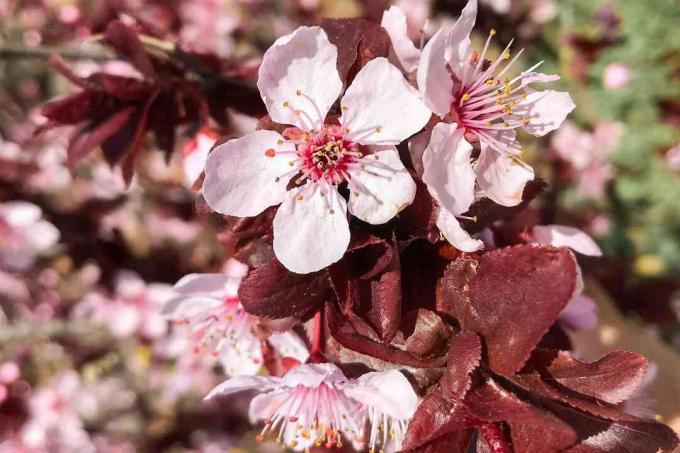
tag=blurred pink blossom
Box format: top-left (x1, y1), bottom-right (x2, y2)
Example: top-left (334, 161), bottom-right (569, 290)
top-left (179, 0), bottom-right (239, 57)
top-left (0, 201), bottom-right (60, 271)
top-left (665, 143), bottom-right (680, 171)
top-left (603, 63), bottom-right (632, 90)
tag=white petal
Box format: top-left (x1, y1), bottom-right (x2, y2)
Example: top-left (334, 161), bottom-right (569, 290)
top-left (436, 208), bottom-right (483, 252)
top-left (23, 219), bottom-right (60, 252)
top-left (444, 0), bottom-right (478, 80)
top-left (422, 122), bottom-right (475, 216)
top-left (220, 330), bottom-right (263, 377)
top-left (476, 139), bottom-right (534, 207)
top-left (381, 6), bottom-right (421, 74)
top-left (162, 295), bottom-right (222, 317)
top-left (516, 90), bottom-right (576, 137)
top-left (347, 148), bottom-right (416, 225)
top-left (281, 363), bottom-right (347, 388)
top-left (531, 225), bottom-right (603, 257)
top-left (341, 58), bottom-right (431, 145)
top-left (273, 183), bottom-right (350, 274)
top-left (416, 26), bottom-right (453, 117)
top-left (204, 375), bottom-right (280, 400)
top-left (343, 370), bottom-right (418, 419)
top-left (172, 273), bottom-right (233, 296)
top-left (257, 26), bottom-right (342, 130)
top-left (0, 201), bottom-right (42, 227)
top-left (202, 130), bottom-right (293, 217)
top-left (268, 331), bottom-right (310, 363)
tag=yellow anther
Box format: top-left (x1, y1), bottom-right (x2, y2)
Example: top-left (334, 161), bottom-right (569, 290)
top-left (522, 116), bottom-right (530, 124)
top-left (461, 93), bottom-right (471, 101)
top-left (277, 139), bottom-right (284, 145)
top-left (283, 101), bottom-right (289, 107)
top-left (503, 51), bottom-right (511, 59)
top-left (490, 29), bottom-right (497, 36)
top-left (296, 89), bottom-right (302, 96)
top-left (375, 127), bottom-right (382, 133)
top-left (296, 195), bottom-right (304, 201)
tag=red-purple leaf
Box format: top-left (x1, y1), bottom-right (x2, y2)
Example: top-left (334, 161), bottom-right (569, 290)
top-left (534, 349), bottom-right (649, 404)
top-left (104, 21), bottom-right (156, 79)
top-left (436, 255), bottom-right (477, 318)
top-left (363, 247), bottom-right (401, 342)
top-left (67, 106), bottom-right (136, 169)
top-left (564, 419), bottom-right (678, 453)
top-left (402, 386), bottom-right (476, 451)
top-left (238, 258), bottom-right (329, 319)
top-left (443, 245), bottom-right (578, 375)
top-left (325, 303), bottom-right (447, 368)
top-left (466, 379), bottom-right (577, 453)
top-left (441, 330), bottom-right (482, 402)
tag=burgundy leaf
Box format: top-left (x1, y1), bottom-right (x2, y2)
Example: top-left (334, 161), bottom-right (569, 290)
top-left (436, 255), bottom-right (477, 319)
top-left (402, 386), bottom-right (476, 451)
top-left (104, 20), bottom-right (156, 79)
top-left (41, 91), bottom-right (117, 124)
top-left (564, 419), bottom-right (678, 453)
top-left (88, 73), bottom-right (150, 100)
top-left (320, 18), bottom-right (390, 86)
top-left (441, 330), bottom-right (482, 402)
top-left (443, 245), bottom-right (578, 375)
top-left (394, 177), bottom-right (439, 241)
top-left (238, 258), bottom-right (329, 319)
top-left (401, 309), bottom-right (453, 359)
top-left (534, 349), bottom-right (649, 404)
top-left (478, 423), bottom-right (512, 453)
top-left (466, 379), bottom-right (577, 453)
top-left (67, 106), bottom-right (136, 169)
top-left (363, 246), bottom-right (401, 342)
top-left (121, 91), bottom-right (159, 185)
top-left (325, 303), bottom-right (447, 368)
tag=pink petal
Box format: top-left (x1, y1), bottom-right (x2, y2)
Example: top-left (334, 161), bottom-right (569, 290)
top-left (220, 330), bottom-right (263, 377)
top-left (343, 369), bottom-right (418, 419)
top-left (416, 26), bottom-right (453, 117)
top-left (272, 183), bottom-right (350, 274)
top-left (202, 130), bottom-right (293, 218)
top-left (476, 137), bottom-right (534, 207)
top-left (381, 6), bottom-right (421, 74)
top-left (347, 148), bottom-right (416, 224)
top-left (281, 363), bottom-right (347, 388)
top-left (516, 90), bottom-right (576, 137)
top-left (560, 295), bottom-right (598, 331)
top-left (341, 58), bottom-right (431, 145)
top-left (531, 224), bottom-right (603, 257)
top-left (268, 331), bottom-right (310, 363)
top-left (257, 26), bottom-right (342, 130)
top-left (444, 0), bottom-right (478, 80)
top-left (204, 375), bottom-right (281, 400)
top-left (422, 122), bottom-right (476, 216)
top-left (436, 208), bottom-right (483, 252)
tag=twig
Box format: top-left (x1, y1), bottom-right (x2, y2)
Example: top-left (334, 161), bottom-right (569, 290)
top-left (0, 44), bottom-right (113, 61)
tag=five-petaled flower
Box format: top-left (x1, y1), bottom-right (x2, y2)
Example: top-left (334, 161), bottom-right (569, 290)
top-left (205, 363), bottom-right (418, 452)
top-left (202, 26), bottom-right (431, 274)
top-left (392, 0), bottom-right (575, 251)
top-left (164, 259), bottom-right (309, 376)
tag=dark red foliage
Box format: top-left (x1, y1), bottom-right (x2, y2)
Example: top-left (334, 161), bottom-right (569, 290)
top-left (320, 18), bottom-right (391, 86)
top-left (238, 258), bottom-right (330, 319)
top-left (439, 245), bottom-right (579, 376)
top-left (441, 330), bottom-right (481, 402)
top-left (39, 20), bottom-right (261, 184)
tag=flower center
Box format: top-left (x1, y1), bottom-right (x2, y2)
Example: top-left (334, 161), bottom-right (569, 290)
top-left (448, 29), bottom-right (533, 144)
top-left (297, 126), bottom-right (360, 185)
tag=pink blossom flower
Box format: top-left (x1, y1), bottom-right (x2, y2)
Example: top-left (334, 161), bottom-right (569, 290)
top-left (165, 259), bottom-right (309, 376)
top-left (403, 0), bottom-right (574, 250)
top-left (0, 201), bottom-right (60, 271)
top-left (72, 271), bottom-right (171, 340)
top-left (665, 143), bottom-right (680, 171)
top-left (205, 363), bottom-right (418, 452)
top-left (530, 224), bottom-right (602, 256)
top-left (559, 294), bottom-right (598, 331)
top-left (182, 127), bottom-right (220, 187)
top-left (202, 26), bottom-right (431, 273)
top-left (179, 0), bottom-right (238, 58)
top-left (603, 63), bottom-right (632, 90)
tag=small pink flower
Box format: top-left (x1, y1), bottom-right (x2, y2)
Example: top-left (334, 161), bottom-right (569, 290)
top-left (530, 224), bottom-right (602, 257)
top-left (202, 26), bottom-right (431, 273)
top-left (0, 201), bottom-right (60, 271)
top-left (165, 260), bottom-right (309, 376)
top-left (205, 363), bottom-right (363, 450)
top-left (179, 0), bottom-right (238, 58)
top-left (205, 363), bottom-right (419, 452)
top-left (405, 0), bottom-right (574, 251)
top-left (665, 143), bottom-right (680, 171)
top-left (603, 63), bottom-right (632, 90)
top-left (560, 294), bottom-right (598, 331)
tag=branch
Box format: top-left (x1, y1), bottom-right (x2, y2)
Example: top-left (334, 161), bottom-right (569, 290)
top-left (0, 44), bottom-right (113, 61)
